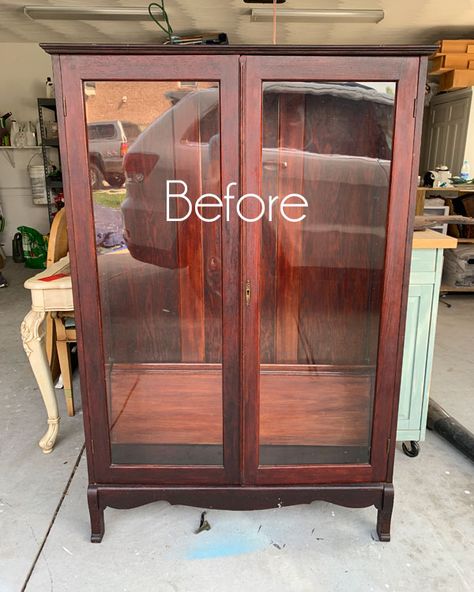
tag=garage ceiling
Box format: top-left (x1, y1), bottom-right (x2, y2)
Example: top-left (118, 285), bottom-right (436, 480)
top-left (1, 0), bottom-right (474, 45)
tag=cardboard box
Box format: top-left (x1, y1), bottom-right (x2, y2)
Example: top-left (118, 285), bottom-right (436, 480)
top-left (429, 54), bottom-right (449, 74)
top-left (439, 68), bottom-right (474, 90)
top-left (440, 39), bottom-right (474, 53)
top-left (444, 53), bottom-right (471, 68)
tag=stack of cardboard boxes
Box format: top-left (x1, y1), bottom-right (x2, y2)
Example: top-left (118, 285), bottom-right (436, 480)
top-left (430, 39), bottom-right (474, 90)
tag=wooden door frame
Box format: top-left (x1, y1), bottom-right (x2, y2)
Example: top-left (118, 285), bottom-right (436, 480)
top-left (53, 53), bottom-right (241, 485)
top-left (241, 55), bottom-right (423, 486)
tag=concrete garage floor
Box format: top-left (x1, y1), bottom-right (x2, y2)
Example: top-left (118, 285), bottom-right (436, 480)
top-left (0, 259), bottom-right (473, 592)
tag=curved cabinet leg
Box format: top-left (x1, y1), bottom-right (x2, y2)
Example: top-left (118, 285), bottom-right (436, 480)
top-left (21, 309), bottom-right (60, 453)
top-left (88, 486), bottom-right (105, 543)
top-left (376, 484), bottom-right (394, 542)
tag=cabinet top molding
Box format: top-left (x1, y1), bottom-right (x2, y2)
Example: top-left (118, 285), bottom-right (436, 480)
top-left (40, 43), bottom-right (438, 56)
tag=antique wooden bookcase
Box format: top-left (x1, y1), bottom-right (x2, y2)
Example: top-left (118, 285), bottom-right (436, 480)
top-left (42, 44), bottom-right (434, 542)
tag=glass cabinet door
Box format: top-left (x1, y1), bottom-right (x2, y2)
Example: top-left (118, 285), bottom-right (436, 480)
top-left (242, 56), bottom-right (419, 483)
top-left (258, 80), bottom-right (395, 466)
top-left (70, 55), bottom-right (240, 482)
top-left (84, 80), bottom-right (225, 465)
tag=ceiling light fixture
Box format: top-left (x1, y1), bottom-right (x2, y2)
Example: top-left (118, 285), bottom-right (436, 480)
top-left (250, 8), bottom-right (384, 24)
top-left (23, 6), bottom-right (164, 21)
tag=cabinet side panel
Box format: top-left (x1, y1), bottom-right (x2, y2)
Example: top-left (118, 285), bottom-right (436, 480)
top-left (382, 56), bottom-right (429, 481)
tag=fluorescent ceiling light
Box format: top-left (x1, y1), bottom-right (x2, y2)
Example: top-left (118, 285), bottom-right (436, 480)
top-left (250, 8), bottom-right (384, 24)
top-left (23, 6), bottom-right (164, 21)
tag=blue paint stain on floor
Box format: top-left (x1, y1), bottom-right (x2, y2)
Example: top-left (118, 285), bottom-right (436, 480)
top-left (186, 529), bottom-right (269, 560)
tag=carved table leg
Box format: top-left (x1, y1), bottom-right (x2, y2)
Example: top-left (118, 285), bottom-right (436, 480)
top-left (376, 483), bottom-right (394, 542)
top-left (21, 309), bottom-right (60, 453)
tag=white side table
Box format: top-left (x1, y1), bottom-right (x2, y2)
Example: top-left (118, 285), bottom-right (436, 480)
top-left (22, 256), bottom-right (74, 453)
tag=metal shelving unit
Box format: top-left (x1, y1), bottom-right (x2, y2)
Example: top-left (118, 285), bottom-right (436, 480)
top-left (37, 98), bottom-right (63, 222)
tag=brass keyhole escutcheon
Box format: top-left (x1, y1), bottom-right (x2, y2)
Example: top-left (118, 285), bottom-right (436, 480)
top-left (245, 280), bottom-right (251, 306)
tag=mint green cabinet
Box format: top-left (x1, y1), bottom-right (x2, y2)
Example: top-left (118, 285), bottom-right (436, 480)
top-left (397, 248), bottom-right (444, 449)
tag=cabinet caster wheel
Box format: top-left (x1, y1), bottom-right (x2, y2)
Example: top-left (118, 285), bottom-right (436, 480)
top-left (402, 441), bottom-right (420, 457)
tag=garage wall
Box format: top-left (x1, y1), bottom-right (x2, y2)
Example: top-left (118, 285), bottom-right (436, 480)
top-left (0, 43), bottom-right (52, 256)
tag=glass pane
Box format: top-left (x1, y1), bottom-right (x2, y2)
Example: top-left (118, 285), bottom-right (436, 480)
top-left (259, 81), bottom-right (396, 465)
top-left (84, 81), bottom-right (223, 465)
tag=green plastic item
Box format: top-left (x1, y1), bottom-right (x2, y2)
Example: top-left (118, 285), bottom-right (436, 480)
top-left (17, 226), bottom-right (47, 269)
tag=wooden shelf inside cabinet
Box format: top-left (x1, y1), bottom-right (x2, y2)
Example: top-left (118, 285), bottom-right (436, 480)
top-left (43, 43), bottom-right (432, 544)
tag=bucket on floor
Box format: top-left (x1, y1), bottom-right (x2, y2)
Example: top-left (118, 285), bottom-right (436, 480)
top-left (28, 165), bottom-right (47, 205)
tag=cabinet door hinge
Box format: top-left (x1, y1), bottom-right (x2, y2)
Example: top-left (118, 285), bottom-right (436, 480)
top-left (63, 96), bottom-right (67, 117)
top-left (386, 437), bottom-right (391, 454)
top-left (413, 97), bottom-right (417, 117)
top-left (245, 279), bottom-right (251, 306)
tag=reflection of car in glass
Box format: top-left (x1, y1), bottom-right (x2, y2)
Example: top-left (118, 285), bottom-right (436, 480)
top-left (122, 83), bottom-right (394, 267)
top-left (122, 88), bottom-right (220, 266)
top-left (88, 120), bottom-right (141, 189)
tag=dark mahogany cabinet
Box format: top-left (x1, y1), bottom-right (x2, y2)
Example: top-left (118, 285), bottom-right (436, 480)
top-left (42, 44), bottom-right (434, 542)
